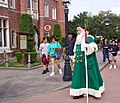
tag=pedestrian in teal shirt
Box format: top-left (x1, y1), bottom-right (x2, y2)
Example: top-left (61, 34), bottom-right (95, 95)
top-left (48, 40), bottom-right (61, 57)
top-left (47, 36), bottom-right (62, 77)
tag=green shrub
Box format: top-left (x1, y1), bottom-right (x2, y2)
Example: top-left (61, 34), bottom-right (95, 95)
top-left (53, 24), bottom-right (63, 45)
top-left (47, 36), bottom-right (51, 43)
top-left (28, 36), bottom-right (34, 41)
top-left (27, 41), bottom-right (34, 52)
top-left (30, 52), bottom-right (37, 63)
top-left (61, 37), bottom-right (66, 47)
top-left (15, 52), bottom-right (22, 62)
top-left (19, 13), bottom-right (35, 52)
top-left (19, 13), bottom-right (34, 35)
top-left (13, 49), bottom-right (18, 56)
top-left (24, 52), bottom-right (28, 64)
top-left (24, 52), bottom-right (37, 63)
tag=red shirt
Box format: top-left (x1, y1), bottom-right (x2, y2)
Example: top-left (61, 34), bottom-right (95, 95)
top-left (118, 43), bottom-right (120, 48)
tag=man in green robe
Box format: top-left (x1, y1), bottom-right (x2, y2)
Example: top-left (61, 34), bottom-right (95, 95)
top-left (70, 27), bottom-right (105, 99)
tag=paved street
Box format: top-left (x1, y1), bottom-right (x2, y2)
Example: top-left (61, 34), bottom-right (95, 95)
top-left (0, 51), bottom-right (107, 102)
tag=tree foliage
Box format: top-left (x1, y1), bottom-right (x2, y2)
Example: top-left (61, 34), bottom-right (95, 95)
top-left (19, 13), bottom-right (35, 52)
top-left (68, 10), bottom-right (120, 39)
top-left (19, 13), bottom-right (34, 35)
top-left (53, 24), bottom-right (63, 45)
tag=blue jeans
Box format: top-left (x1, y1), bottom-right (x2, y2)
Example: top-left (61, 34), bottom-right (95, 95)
top-left (102, 49), bottom-right (109, 63)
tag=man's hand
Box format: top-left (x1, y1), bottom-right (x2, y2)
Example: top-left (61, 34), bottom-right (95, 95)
top-left (40, 54), bottom-right (42, 58)
top-left (83, 43), bottom-right (88, 48)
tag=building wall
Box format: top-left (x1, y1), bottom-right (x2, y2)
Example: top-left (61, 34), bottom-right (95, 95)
top-left (8, 0), bottom-right (21, 50)
top-left (57, 1), bottom-right (65, 37)
top-left (0, 0), bottom-right (65, 55)
top-left (39, 0), bottom-right (65, 39)
top-left (38, 0), bottom-right (45, 39)
top-left (0, 0), bottom-right (20, 54)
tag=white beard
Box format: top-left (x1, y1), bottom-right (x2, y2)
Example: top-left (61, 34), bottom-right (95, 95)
top-left (76, 31), bottom-right (85, 44)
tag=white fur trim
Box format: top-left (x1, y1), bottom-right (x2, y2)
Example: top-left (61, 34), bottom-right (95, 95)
top-left (86, 42), bottom-right (98, 55)
top-left (70, 83), bottom-right (105, 98)
top-left (87, 35), bottom-right (94, 39)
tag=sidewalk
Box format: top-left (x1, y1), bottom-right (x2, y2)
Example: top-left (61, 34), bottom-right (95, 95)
top-left (0, 51), bottom-right (107, 102)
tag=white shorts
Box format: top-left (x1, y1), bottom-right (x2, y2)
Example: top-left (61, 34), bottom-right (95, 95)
top-left (109, 53), bottom-right (118, 60)
top-left (69, 55), bottom-right (74, 62)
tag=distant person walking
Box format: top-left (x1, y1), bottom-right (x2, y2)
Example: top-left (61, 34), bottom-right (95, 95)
top-left (118, 42), bottom-right (120, 55)
top-left (48, 36), bottom-right (62, 77)
top-left (109, 40), bottom-right (119, 69)
top-left (63, 33), bottom-right (76, 71)
top-left (39, 37), bottom-right (50, 74)
top-left (101, 38), bottom-right (110, 63)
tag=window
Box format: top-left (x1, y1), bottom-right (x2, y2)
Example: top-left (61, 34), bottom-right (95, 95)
top-left (1, 0), bottom-right (5, 2)
top-left (0, 19), bottom-right (8, 47)
top-left (32, 0), bottom-right (37, 10)
top-left (26, 0), bottom-right (30, 8)
top-left (0, 29), bottom-right (2, 47)
top-left (10, 0), bottom-right (15, 9)
top-left (0, 0), bottom-right (8, 8)
top-left (44, 3), bottom-right (49, 17)
top-left (52, 7), bottom-right (56, 19)
top-left (11, 30), bottom-right (16, 48)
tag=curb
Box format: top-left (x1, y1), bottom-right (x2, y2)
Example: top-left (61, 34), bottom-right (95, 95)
top-left (0, 65), bottom-right (43, 70)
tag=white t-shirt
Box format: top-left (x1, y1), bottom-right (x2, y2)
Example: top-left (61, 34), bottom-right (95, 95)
top-left (39, 43), bottom-right (49, 55)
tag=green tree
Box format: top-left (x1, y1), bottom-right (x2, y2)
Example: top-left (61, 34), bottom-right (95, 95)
top-left (19, 13), bottom-right (34, 35)
top-left (53, 24), bottom-right (63, 45)
top-left (19, 13), bottom-right (35, 52)
top-left (68, 10), bottom-right (120, 40)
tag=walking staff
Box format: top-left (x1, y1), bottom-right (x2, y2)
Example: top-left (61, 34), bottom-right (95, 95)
top-left (84, 19), bottom-right (89, 103)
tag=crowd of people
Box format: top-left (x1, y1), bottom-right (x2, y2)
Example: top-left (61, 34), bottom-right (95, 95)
top-left (39, 26), bottom-right (120, 99)
top-left (101, 38), bottom-right (119, 69)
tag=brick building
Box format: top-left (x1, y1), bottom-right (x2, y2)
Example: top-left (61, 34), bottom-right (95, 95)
top-left (0, 0), bottom-right (65, 56)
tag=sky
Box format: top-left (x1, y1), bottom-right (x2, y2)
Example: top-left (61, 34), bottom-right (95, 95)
top-left (68, 0), bottom-right (120, 20)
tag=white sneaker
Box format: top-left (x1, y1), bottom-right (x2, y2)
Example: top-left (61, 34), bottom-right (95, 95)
top-left (114, 65), bottom-right (117, 69)
top-left (109, 65), bottom-right (112, 69)
top-left (59, 69), bottom-right (62, 75)
top-left (49, 72), bottom-right (55, 76)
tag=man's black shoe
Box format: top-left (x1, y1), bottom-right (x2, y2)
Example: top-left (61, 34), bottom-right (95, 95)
top-left (46, 68), bottom-right (50, 72)
top-left (42, 70), bottom-right (47, 74)
top-left (73, 95), bottom-right (84, 99)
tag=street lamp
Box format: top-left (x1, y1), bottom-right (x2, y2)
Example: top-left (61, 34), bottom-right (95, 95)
top-left (116, 25), bottom-right (119, 42)
top-left (105, 17), bottom-right (110, 39)
top-left (62, 0), bottom-right (72, 81)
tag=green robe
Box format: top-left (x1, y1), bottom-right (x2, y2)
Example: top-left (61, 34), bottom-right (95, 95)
top-left (70, 36), bottom-right (105, 98)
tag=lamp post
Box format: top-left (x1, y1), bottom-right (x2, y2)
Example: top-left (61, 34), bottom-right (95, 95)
top-left (62, 0), bottom-right (72, 81)
top-left (116, 25), bottom-right (119, 42)
top-left (105, 17), bottom-right (110, 39)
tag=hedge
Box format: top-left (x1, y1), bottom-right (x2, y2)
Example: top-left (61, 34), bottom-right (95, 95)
top-left (24, 52), bottom-right (37, 63)
top-left (15, 52), bottom-right (22, 62)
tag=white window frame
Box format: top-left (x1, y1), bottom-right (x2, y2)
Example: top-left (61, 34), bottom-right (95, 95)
top-left (32, 0), bottom-right (37, 10)
top-left (0, 18), bottom-right (10, 52)
top-left (10, 0), bottom-right (15, 9)
top-left (11, 29), bottom-right (17, 48)
top-left (52, 7), bottom-right (56, 20)
top-left (44, 3), bottom-right (49, 17)
top-left (0, 0), bottom-right (8, 8)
